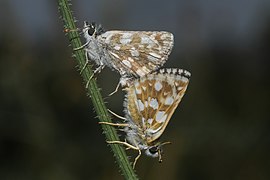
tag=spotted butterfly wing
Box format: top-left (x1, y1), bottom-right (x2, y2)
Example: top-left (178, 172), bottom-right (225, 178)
top-left (83, 22), bottom-right (174, 86)
top-left (125, 68), bottom-right (191, 143)
top-left (98, 31), bottom-right (174, 76)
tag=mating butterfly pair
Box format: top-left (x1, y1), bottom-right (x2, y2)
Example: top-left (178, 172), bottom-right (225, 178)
top-left (77, 21), bottom-right (191, 168)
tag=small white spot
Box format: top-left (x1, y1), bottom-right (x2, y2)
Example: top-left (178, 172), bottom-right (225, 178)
top-left (114, 45), bottom-right (121, 50)
top-left (130, 50), bottom-right (140, 57)
top-left (155, 81), bottom-right (163, 91)
top-left (135, 87), bottom-right (142, 94)
top-left (141, 36), bottom-right (151, 44)
top-left (147, 118), bottom-right (153, 124)
top-left (177, 86), bottom-right (183, 91)
top-left (122, 60), bottom-right (132, 68)
top-left (155, 111), bottom-right (167, 123)
top-left (142, 86), bottom-right (146, 91)
top-left (138, 100), bottom-right (144, 111)
top-left (165, 96), bottom-right (174, 105)
top-left (134, 82), bottom-right (142, 94)
top-left (172, 69), bottom-right (177, 74)
top-left (142, 117), bottom-right (145, 125)
top-left (120, 34), bottom-right (132, 44)
top-left (149, 98), bottom-right (159, 110)
top-left (120, 38), bottom-right (132, 44)
top-left (159, 69), bottom-right (165, 73)
top-left (122, 33), bottom-right (133, 39)
top-left (134, 81), bottom-right (140, 88)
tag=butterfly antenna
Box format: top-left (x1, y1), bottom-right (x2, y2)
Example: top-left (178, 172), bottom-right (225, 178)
top-left (160, 141), bottom-right (172, 146)
top-left (158, 141), bottom-right (171, 163)
top-left (158, 149), bottom-right (162, 163)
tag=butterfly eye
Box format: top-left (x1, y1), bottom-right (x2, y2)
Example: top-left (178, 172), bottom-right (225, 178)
top-left (87, 23), bottom-right (96, 36)
top-left (149, 146), bottom-right (158, 154)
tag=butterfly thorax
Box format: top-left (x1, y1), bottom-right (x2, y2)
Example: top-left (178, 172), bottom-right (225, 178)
top-left (82, 23), bottom-right (113, 68)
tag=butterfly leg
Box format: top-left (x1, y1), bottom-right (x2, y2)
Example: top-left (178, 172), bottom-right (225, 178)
top-left (99, 109), bottom-right (128, 128)
top-left (106, 140), bottom-right (141, 168)
top-left (79, 52), bottom-right (90, 75)
top-left (108, 80), bottom-right (121, 96)
top-left (133, 149), bottom-right (142, 169)
top-left (107, 109), bottom-right (126, 120)
top-left (85, 65), bottom-right (105, 88)
top-left (73, 40), bottom-right (90, 51)
top-left (108, 75), bottom-right (130, 96)
top-left (99, 121), bottom-right (129, 127)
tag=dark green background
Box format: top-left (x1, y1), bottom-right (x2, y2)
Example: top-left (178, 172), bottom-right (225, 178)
top-left (0, 1), bottom-right (269, 179)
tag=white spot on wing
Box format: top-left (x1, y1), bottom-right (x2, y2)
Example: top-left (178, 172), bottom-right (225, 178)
top-left (165, 96), bottom-right (174, 105)
top-left (177, 86), bottom-right (183, 91)
top-left (155, 111), bottom-right (168, 123)
top-left (120, 38), bottom-right (132, 44)
top-left (141, 36), bottom-right (152, 44)
top-left (114, 45), bottom-right (121, 50)
top-left (155, 81), bottom-right (163, 91)
top-left (149, 98), bottom-right (159, 110)
top-left (120, 33), bottom-right (132, 44)
top-left (147, 118), bottom-right (153, 124)
top-left (134, 82), bottom-right (142, 94)
top-left (135, 87), bottom-right (142, 94)
top-left (130, 50), bottom-right (140, 57)
top-left (138, 100), bottom-right (144, 111)
top-left (122, 60), bottom-right (132, 68)
top-left (122, 33), bottom-right (133, 39)
top-left (142, 117), bottom-right (145, 125)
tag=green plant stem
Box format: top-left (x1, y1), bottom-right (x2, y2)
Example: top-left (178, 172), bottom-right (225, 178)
top-left (58, 0), bottom-right (138, 179)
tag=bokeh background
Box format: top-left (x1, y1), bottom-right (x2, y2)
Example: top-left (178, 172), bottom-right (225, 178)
top-left (1, 0), bottom-right (270, 179)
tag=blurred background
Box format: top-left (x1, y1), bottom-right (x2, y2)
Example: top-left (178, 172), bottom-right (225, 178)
top-left (0, 0), bottom-right (270, 179)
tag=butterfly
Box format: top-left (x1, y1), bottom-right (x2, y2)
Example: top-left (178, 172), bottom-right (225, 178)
top-left (101, 68), bottom-right (191, 168)
top-left (76, 21), bottom-right (174, 93)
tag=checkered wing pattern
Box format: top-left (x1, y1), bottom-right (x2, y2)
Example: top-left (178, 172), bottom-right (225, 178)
top-left (98, 31), bottom-right (174, 78)
top-left (125, 68), bottom-right (191, 143)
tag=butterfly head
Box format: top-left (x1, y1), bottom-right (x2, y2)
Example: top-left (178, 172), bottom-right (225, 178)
top-left (83, 21), bottom-right (104, 38)
top-left (144, 142), bottom-right (171, 162)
